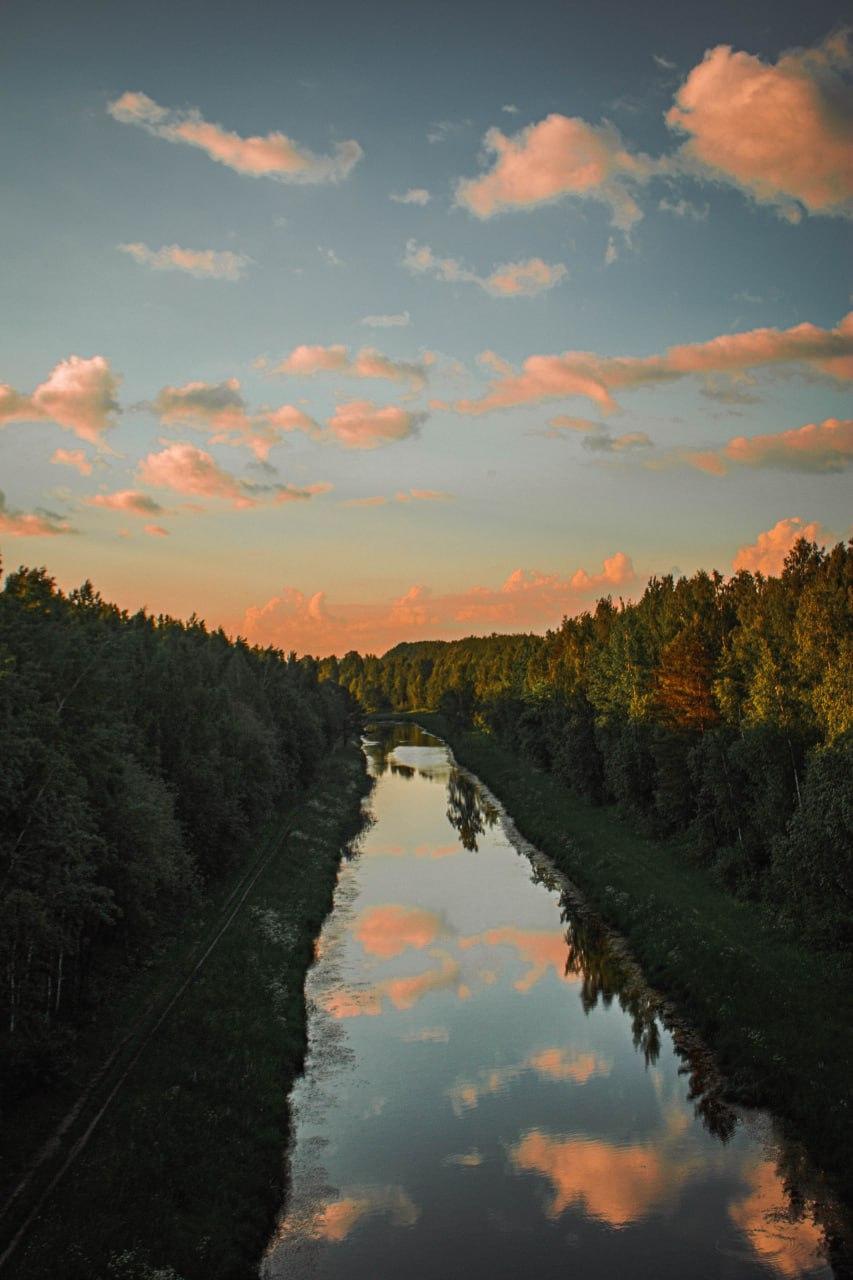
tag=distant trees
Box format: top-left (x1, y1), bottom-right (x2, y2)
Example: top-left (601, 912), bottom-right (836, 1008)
top-left (334, 539), bottom-right (852, 951)
top-left (0, 563), bottom-right (360, 1101)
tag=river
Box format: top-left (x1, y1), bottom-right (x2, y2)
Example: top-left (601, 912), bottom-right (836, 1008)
top-left (262, 723), bottom-right (834, 1278)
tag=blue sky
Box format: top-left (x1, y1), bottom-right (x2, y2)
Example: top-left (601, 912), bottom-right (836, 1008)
top-left (1, 0), bottom-right (850, 652)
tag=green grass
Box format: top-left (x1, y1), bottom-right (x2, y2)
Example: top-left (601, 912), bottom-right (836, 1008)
top-left (382, 713), bottom-right (853, 1237)
top-left (7, 743), bottom-right (371, 1280)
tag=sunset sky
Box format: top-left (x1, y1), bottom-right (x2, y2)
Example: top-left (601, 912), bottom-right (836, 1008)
top-left (2, 0), bottom-right (851, 655)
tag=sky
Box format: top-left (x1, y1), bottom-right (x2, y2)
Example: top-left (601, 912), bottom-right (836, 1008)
top-left (1, 0), bottom-right (851, 655)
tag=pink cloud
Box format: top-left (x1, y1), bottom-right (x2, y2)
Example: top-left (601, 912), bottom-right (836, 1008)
top-left (403, 241), bottom-right (567, 297)
top-left (453, 312), bottom-right (853, 415)
top-left (108, 91), bottom-right (363, 183)
top-left (86, 489), bottom-right (164, 516)
top-left (152, 378), bottom-right (318, 459)
top-left (144, 523), bottom-right (170, 537)
top-left (732, 518), bottom-right (825, 576)
top-left (455, 113), bottom-right (659, 229)
top-left (0, 491), bottom-right (73, 537)
top-left (138, 442), bottom-right (250, 507)
top-left (668, 32), bottom-right (853, 220)
top-left (119, 242), bottom-right (251, 280)
top-left (273, 344), bottom-right (428, 392)
top-left (240, 552), bottom-right (635, 655)
top-left (51, 448), bottom-right (93, 475)
top-left (326, 400), bottom-right (426, 449)
top-left (0, 356), bottom-right (120, 446)
top-left (669, 417), bottom-right (853, 476)
top-left (137, 441), bottom-right (330, 510)
top-left (395, 489), bottom-right (452, 502)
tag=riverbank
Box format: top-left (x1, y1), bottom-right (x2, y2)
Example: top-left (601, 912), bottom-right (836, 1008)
top-left (4, 742), bottom-right (371, 1280)
top-left (377, 713), bottom-right (853, 1248)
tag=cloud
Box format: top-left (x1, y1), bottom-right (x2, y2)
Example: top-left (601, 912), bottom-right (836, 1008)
top-left (361, 311), bottom-right (411, 328)
top-left (546, 415), bottom-right (601, 433)
top-left (452, 312), bottom-right (853, 415)
top-left (152, 377), bottom-right (318, 459)
top-left (732, 517), bottom-right (825, 575)
top-left (355, 905), bottom-right (443, 958)
top-left (390, 188), bottom-right (430, 205)
top-left (658, 196), bottom-right (709, 220)
top-left (326, 400), bottom-right (426, 449)
top-left (395, 488), bottom-right (451, 502)
top-left (273, 343), bottom-right (429, 392)
top-left (241, 552), bottom-right (635, 655)
top-left (144, 523), bottom-right (170, 537)
top-left (729, 1160), bottom-right (827, 1277)
top-left (0, 355), bottom-right (120, 446)
top-left (137, 441), bottom-right (329, 508)
top-left (582, 430), bottom-right (653, 453)
top-left (51, 448), bottom-right (92, 475)
top-left (510, 1131), bottom-right (689, 1228)
top-left (502, 103), bottom-right (520, 114)
top-left (290, 1188), bottom-right (419, 1244)
top-left (670, 417), bottom-right (853, 476)
top-left (0, 491), bottom-right (73, 537)
top-left (86, 489), bottom-right (164, 515)
top-left (604, 237), bottom-right (618, 266)
top-left (403, 241), bottom-right (567, 298)
top-left (455, 113), bottom-right (660, 229)
top-left (119, 242), bottom-right (251, 280)
top-left (107, 90), bottom-right (363, 183)
top-left (667, 32), bottom-right (853, 220)
top-left (653, 54), bottom-right (676, 70)
top-left (321, 953), bottom-right (461, 1019)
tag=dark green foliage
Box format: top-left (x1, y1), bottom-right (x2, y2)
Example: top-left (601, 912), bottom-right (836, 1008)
top-left (0, 564), bottom-right (361, 1103)
top-left (341, 539), bottom-right (852, 950)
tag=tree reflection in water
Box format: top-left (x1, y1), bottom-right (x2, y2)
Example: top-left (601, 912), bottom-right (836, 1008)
top-left (445, 769), bottom-right (499, 851)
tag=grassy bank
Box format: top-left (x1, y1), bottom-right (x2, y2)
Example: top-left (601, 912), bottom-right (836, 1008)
top-left (384, 713), bottom-right (853, 1233)
top-left (6, 742), bottom-right (370, 1280)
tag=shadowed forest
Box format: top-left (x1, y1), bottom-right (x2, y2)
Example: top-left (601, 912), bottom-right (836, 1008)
top-left (0, 564), bottom-right (360, 1106)
top-left (326, 537), bottom-right (852, 953)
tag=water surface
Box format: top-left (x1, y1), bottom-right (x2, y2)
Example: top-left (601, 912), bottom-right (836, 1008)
top-left (263, 724), bottom-right (834, 1279)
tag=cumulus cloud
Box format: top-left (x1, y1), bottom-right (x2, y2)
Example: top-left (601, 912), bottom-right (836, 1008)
top-left (241, 552), bottom-right (635, 656)
top-left (452, 312), bottom-right (853, 415)
top-left (107, 91), bottom-right (363, 183)
top-left (403, 241), bottom-right (567, 298)
top-left (361, 311), bottom-right (411, 328)
top-left (667, 32), bottom-right (853, 220)
top-left (137, 441), bottom-right (329, 508)
top-left (390, 188), bottom-right (431, 205)
top-left (0, 491), bottom-right (74, 537)
top-left (455, 113), bottom-right (660, 229)
top-left (273, 343), bottom-right (429, 392)
top-left (151, 377), bottom-right (318, 459)
top-left (326, 400), bottom-right (426, 449)
top-left (732, 518), bottom-right (825, 575)
top-left (86, 489), bottom-right (164, 515)
top-left (0, 355), bottom-right (120, 446)
top-left (119, 242), bottom-right (251, 280)
top-left (670, 417), bottom-right (853, 475)
top-left (51, 448), bottom-right (93, 475)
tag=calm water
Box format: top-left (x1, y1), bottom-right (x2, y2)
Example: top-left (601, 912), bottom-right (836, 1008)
top-left (263, 724), bottom-right (834, 1279)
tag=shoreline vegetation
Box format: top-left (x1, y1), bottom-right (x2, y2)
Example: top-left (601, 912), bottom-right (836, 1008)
top-left (372, 709), bottom-right (853, 1264)
top-left (5, 742), bottom-right (371, 1279)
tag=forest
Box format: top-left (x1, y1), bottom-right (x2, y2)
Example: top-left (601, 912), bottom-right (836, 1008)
top-left (326, 538), bottom-right (852, 952)
top-left (0, 563), bottom-right (360, 1105)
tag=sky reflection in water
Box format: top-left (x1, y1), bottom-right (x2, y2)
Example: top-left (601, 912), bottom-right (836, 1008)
top-left (263, 724), bottom-right (832, 1279)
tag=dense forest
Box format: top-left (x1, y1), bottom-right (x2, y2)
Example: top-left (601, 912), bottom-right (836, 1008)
top-left (0, 563), bottom-right (360, 1104)
top-left (326, 538), bottom-right (852, 951)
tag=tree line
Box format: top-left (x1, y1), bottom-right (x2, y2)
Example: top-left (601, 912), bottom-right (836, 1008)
top-left (327, 539), bottom-right (852, 951)
top-left (1, 564), bottom-right (360, 1103)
